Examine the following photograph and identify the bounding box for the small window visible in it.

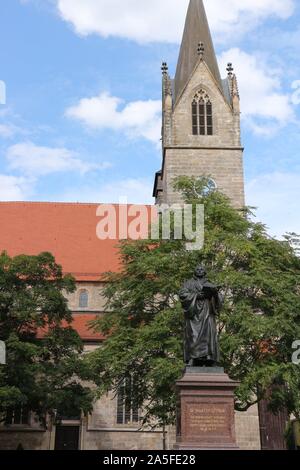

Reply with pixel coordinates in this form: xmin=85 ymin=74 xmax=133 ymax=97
xmin=79 ymin=290 xmax=89 ymax=309
xmin=117 ymin=376 xmax=139 ymax=425
xmin=191 ymin=89 xmax=213 ymax=136
xmin=206 ymin=101 xmax=213 ymax=136
xmin=5 ymin=407 xmax=30 ymax=426
xmin=192 ymin=100 xmax=198 ymax=135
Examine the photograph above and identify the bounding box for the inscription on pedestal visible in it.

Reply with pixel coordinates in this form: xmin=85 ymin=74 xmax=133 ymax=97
xmin=186 ymin=404 xmax=229 ymax=436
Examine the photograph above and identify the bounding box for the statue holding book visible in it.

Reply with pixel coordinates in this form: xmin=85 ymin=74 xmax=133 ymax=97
xmin=179 ymin=266 xmax=222 ymax=367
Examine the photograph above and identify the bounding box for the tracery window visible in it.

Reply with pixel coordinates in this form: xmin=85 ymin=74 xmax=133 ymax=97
xmin=116 ymin=376 xmax=139 ymax=425
xmin=192 ymin=89 xmax=213 ymax=136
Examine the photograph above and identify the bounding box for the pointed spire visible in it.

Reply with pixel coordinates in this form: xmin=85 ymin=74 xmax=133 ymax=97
xmin=174 ymin=0 xmax=222 ymax=103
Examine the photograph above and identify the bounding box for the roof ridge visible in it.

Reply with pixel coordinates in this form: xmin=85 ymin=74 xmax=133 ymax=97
xmin=0 ymin=201 xmax=154 ymax=207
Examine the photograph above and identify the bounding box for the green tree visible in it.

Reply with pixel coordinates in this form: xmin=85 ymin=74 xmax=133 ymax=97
xmin=88 ymin=177 xmax=300 ymax=430
xmin=0 ymin=252 xmax=93 ymax=423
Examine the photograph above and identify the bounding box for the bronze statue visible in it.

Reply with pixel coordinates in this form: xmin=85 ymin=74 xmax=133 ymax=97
xmin=179 ymin=266 xmax=222 ymax=367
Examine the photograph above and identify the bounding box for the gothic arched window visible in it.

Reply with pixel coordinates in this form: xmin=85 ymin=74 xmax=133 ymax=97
xmin=117 ymin=376 xmax=139 ymax=425
xmin=192 ymin=90 xmax=213 ymax=136
xmin=79 ymin=289 xmax=89 ymax=309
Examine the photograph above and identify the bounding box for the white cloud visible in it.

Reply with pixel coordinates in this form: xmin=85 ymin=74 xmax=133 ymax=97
xmin=218 ymin=48 xmax=294 ymax=134
xmin=60 ymin=177 xmax=154 ymax=205
xmin=246 ymin=172 xmax=300 ymax=237
xmin=6 ymin=141 xmax=110 ymax=177
xmin=0 ymin=124 xmax=16 ymax=139
xmin=0 ymin=122 xmax=25 ymax=139
xmin=0 ymin=175 xmax=32 ymax=201
xmin=66 ymin=92 xmax=161 ymax=144
xmin=0 ymin=107 xmax=29 ymax=139
xmin=205 ymin=0 xmax=294 ymax=42
xmin=55 ymin=0 xmax=295 ymax=44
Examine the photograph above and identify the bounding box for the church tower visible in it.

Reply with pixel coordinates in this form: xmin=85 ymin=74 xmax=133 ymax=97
xmin=153 ymin=0 xmax=245 ymax=208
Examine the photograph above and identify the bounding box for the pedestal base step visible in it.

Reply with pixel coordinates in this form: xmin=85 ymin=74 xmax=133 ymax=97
xmin=174 ymin=443 xmax=239 ymax=451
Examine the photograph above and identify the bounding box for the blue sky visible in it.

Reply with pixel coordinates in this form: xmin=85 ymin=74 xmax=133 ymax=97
xmin=0 ymin=0 xmax=300 ymax=237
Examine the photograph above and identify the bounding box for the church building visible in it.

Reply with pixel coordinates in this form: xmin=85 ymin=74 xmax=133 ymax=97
xmin=0 ymin=0 xmax=287 ymax=450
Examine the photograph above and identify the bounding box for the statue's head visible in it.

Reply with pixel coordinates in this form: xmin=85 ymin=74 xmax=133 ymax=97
xmin=194 ymin=265 xmax=206 ymax=279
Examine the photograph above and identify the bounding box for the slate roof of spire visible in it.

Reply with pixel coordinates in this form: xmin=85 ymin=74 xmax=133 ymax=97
xmin=174 ymin=0 xmax=223 ymax=103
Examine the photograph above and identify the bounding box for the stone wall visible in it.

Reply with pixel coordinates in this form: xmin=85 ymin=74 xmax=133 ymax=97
xmin=163 ymin=147 xmax=244 ymax=208
xmin=0 ymin=430 xmax=50 ymax=450
xmin=82 ymin=428 xmax=165 ymax=451
xmin=66 ymin=282 xmax=106 ymax=313
xmin=235 ymin=406 xmax=261 ymax=450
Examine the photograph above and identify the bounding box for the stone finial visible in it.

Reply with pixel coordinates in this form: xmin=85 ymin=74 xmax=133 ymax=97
xmin=232 ymin=75 xmax=240 ymax=100
xmin=161 ymin=62 xmax=168 ymax=76
xmin=226 ymin=62 xmax=240 ymax=100
xmin=162 ymin=62 xmax=172 ymax=102
xmin=227 ymin=62 xmax=234 ymax=78
xmin=197 ymin=42 xmax=205 ymax=59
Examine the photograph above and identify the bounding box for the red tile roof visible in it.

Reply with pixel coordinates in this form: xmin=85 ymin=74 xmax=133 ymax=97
xmin=0 ymin=202 xmax=155 ymax=341
xmin=71 ymin=314 xmax=105 ymax=341
xmin=0 ymin=202 xmax=153 ymax=281
xmin=0 ymin=201 xmax=154 ymax=343
xmin=36 ymin=314 xmax=105 ymax=342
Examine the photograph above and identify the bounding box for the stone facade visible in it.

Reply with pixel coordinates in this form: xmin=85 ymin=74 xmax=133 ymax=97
xmin=66 ymin=282 xmax=106 ymax=313
xmin=235 ymin=407 xmax=261 ymax=450
xmin=0 ymin=430 xmax=49 ymax=451
xmin=157 ymin=60 xmax=245 ymax=208
xmin=81 ymin=390 xmax=165 ymax=450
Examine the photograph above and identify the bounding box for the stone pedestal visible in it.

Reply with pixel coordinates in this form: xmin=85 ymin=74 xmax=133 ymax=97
xmin=174 ymin=367 xmax=239 ymax=450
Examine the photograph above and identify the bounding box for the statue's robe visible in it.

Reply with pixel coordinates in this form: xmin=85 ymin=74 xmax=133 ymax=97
xmin=179 ymin=277 xmax=221 ymax=364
